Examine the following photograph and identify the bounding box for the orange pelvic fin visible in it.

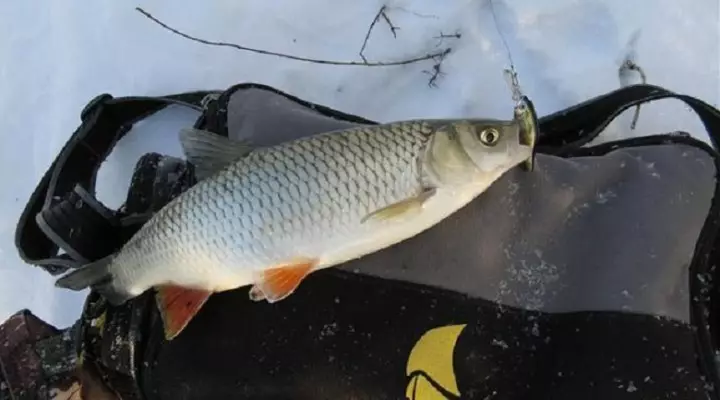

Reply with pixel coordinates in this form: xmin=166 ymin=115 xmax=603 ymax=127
xmin=250 ymin=258 xmax=318 ymax=303
xmin=156 ymin=285 xmax=212 ymax=340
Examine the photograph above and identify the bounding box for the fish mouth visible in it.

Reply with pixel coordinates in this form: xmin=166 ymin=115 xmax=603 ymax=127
xmin=514 ymin=100 xmax=538 ymax=172
xmin=518 ymin=125 xmax=536 ymax=171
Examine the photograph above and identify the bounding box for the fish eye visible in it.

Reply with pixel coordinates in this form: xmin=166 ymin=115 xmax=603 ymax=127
xmin=478 ymin=128 xmax=500 ymax=146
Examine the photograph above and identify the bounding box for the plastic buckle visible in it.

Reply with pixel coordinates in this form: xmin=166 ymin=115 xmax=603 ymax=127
xmin=35 ymin=184 xmax=122 ymax=264
xmin=80 ymin=93 xmax=113 ymax=121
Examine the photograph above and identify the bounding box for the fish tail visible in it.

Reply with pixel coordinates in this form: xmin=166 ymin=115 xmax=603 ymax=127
xmin=54 ymin=255 xmax=133 ymax=305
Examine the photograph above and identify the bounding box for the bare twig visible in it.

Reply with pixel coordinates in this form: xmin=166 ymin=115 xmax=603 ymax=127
xmin=433 ymin=31 xmax=462 ymax=48
xmin=434 ymin=32 xmax=462 ymax=40
xmin=388 ymin=7 xmax=440 ymax=20
xmin=136 ymin=7 xmax=449 ymax=67
xmin=359 ymin=5 xmax=400 ymax=62
xmin=423 ymin=51 xmax=450 ymax=88
xmin=380 ymin=10 xmax=400 ymax=38
xmin=619 ymin=59 xmax=648 ymax=130
xmin=359 ymin=7 xmax=385 ymax=63
xmin=618 ymin=30 xmax=645 ymax=130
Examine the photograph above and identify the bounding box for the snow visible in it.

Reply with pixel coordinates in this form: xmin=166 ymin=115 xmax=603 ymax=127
xmin=0 ymin=0 xmax=717 ymax=329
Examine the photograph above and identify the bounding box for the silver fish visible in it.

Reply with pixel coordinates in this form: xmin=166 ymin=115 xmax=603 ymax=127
xmin=55 ymin=118 xmax=533 ymax=339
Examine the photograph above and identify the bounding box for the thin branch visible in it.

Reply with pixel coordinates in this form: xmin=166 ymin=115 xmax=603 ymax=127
xmin=619 ymin=59 xmax=648 ymax=130
xmin=380 ymin=10 xmax=400 ymax=38
xmin=388 ymin=7 xmax=440 ymax=20
xmin=359 ymin=7 xmax=386 ymax=63
xmin=423 ymin=50 xmax=451 ymax=88
xmin=359 ymin=5 xmax=400 ymax=62
xmin=618 ymin=30 xmax=645 ymax=130
xmin=434 ymin=32 xmax=462 ymax=40
xmin=433 ymin=31 xmax=462 ymax=48
xmin=136 ymin=7 xmax=448 ymax=67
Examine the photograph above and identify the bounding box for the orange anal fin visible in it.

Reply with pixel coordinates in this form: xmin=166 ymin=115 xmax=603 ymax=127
xmin=251 ymin=258 xmax=317 ymax=303
xmin=156 ymin=285 xmax=212 ymax=341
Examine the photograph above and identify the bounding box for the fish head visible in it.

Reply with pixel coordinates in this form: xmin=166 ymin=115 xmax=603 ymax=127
xmin=448 ymin=119 xmax=534 ymax=178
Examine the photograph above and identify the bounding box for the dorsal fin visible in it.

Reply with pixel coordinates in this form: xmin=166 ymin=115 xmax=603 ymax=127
xmin=179 ymin=128 xmax=254 ymax=180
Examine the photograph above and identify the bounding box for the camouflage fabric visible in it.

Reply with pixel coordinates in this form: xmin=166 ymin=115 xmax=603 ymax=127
xmin=0 ymin=310 xmax=86 ymax=400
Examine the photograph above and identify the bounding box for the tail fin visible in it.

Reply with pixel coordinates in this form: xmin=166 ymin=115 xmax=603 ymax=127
xmin=55 ymin=255 xmax=113 ymax=290
xmin=55 ymin=255 xmax=133 ymax=305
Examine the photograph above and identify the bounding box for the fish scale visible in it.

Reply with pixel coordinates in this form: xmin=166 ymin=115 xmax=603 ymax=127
xmin=54 ymin=117 xmax=534 ymax=340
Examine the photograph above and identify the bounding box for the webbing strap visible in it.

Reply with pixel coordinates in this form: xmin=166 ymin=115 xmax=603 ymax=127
xmin=536 ymin=83 xmax=720 ymax=152
xmin=14 ymin=91 xmax=218 ymax=275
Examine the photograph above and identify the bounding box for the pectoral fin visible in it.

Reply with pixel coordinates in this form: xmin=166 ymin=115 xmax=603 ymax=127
xmin=250 ymin=258 xmax=318 ymax=303
xmin=156 ymin=285 xmax=212 ymax=340
xmin=361 ymin=188 xmax=437 ymax=224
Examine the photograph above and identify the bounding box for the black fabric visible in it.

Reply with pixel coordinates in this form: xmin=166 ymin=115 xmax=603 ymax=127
xmin=14 ymin=91 xmax=216 ymax=275
xmin=536 ymin=83 xmax=720 ymax=153
xmin=136 ymin=85 xmax=720 ymax=399
xmin=141 ymin=270 xmax=708 ymax=400
xmin=132 ymin=132 xmax=719 ymax=400
xmin=71 ymin=151 xmax=199 ymax=400
xmin=12 ymin=82 xmax=720 ymax=399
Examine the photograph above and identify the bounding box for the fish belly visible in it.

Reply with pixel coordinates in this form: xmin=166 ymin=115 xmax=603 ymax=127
xmin=314 ymin=186 xmax=478 ymax=270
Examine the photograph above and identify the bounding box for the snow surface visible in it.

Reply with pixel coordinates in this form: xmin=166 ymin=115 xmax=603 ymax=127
xmin=0 ymin=0 xmax=718 ymax=329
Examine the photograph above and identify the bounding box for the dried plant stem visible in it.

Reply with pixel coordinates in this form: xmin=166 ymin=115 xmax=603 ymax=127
xmin=136 ymin=7 xmax=449 ymax=67
xmin=359 ymin=5 xmax=400 ymax=62
xmin=620 ymin=60 xmax=648 ymax=130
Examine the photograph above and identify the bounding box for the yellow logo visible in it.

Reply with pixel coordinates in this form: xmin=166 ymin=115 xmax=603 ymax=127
xmin=405 ymin=324 xmax=466 ymax=400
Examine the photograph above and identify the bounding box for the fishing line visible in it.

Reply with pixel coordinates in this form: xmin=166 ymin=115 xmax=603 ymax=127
xmin=487 ymin=0 xmax=524 ymax=103
xmin=487 ymin=0 xmax=538 ymax=172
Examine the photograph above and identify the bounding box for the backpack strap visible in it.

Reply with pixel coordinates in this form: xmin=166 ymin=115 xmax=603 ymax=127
xmin=14 ymin=83 xmax=720 ymax=278
xmin=536 ymin=83 xmax=720 ymax=153
xmin=14 ymin=91 xmax=219 ymax=275
xmin=31 ymin=83 xmax=718 ymax=399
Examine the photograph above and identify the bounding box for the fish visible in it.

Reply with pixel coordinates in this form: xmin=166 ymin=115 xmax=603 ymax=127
xmin=54 ymin=118 xmax=534 ymax=340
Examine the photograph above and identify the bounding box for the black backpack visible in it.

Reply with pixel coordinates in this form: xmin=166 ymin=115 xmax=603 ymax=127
xmin=13 ymin=83 xmax=720 ymax=399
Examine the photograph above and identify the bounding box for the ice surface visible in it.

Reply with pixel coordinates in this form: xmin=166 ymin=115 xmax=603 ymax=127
xmin=0 ymin=0 xmax=718 ymax=328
